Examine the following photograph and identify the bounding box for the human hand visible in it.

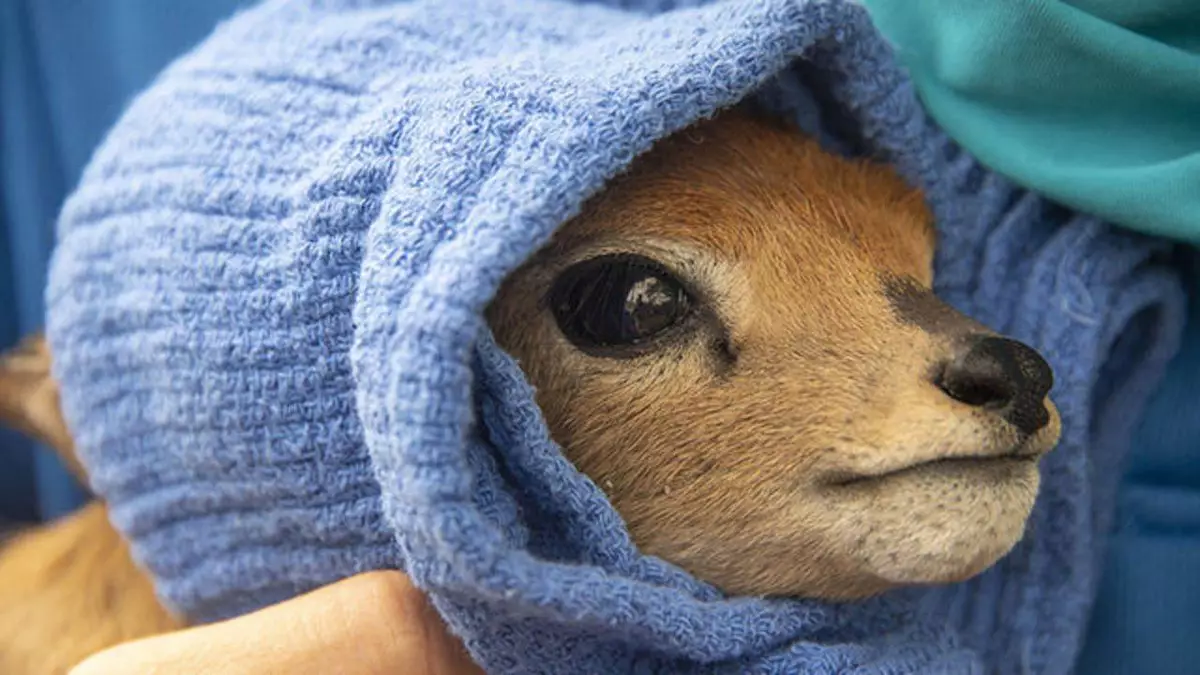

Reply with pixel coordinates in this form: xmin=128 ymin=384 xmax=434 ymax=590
xmin=69 ymin=570 xmax=483 ymax=675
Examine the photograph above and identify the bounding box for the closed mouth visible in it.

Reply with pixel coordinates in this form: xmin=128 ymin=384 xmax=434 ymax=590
xmin=824 ymin=454 xmax=1036 ymax=488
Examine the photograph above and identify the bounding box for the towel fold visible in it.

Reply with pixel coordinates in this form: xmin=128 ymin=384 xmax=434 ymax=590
xmin=45 ymin=0 xmax=1186 ymax=672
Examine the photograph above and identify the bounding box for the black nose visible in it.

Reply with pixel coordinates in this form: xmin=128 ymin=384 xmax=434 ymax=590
xmin=936 ymin=336 xmax=1054 ymax=436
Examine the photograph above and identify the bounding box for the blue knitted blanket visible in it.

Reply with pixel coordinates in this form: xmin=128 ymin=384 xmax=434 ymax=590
xmin=45 ymin=0 xmax=1186 ymax=673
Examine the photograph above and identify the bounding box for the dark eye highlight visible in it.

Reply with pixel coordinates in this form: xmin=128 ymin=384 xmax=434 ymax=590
xmin=549 ymin=254 xmax=694 ymax=354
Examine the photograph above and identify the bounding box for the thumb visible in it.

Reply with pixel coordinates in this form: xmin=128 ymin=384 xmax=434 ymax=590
xmin=70 ymin=571 xmax=482 ymax=675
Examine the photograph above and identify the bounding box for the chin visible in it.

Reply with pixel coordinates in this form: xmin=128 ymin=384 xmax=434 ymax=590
xmin=840 ymin=458 xmax=1043 ymax=589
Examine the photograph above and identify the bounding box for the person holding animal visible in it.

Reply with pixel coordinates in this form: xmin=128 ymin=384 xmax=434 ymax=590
xmin=4 ymin=106 xmax=1062 ymax=673
xmin=68 ymin=570 xmax=482 ymax=675
xmin=1 ymin=0 xmax=1193 ymax=674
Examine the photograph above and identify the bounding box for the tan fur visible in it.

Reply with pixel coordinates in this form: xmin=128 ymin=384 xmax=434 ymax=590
xmin=0 ymin=335 xmax=182 ymax=675
xmin=0 ymin=107 xmax=1060 ymax=667
xmin=0 ymin=335 xmax=80 ymax=481
xmin=488 ymin=108 xmax=1060 ymax=599
xmin=0 ymin=503 xmax=182 ymax=675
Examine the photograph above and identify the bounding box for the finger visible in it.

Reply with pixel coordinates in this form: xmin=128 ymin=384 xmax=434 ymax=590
xmin=70 ymin=571 xmax=481 ymax=675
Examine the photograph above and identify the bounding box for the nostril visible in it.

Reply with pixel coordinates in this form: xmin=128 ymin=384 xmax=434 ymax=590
xmin=938 ymin=368 xmax=1014 ymax=408
xmin=937 ymin=339 xmax=1018 ymax=409
xmin=936 ymin=336 xmax=1054 ymax=436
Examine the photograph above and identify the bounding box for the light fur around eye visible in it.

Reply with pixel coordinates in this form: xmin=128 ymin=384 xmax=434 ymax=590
xmin=487 ymin=107 xmax=1060 ymax=601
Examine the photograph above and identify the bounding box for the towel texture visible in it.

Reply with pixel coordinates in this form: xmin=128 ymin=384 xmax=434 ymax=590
xmin=45 ymin=0 xmax=1186 ymax=673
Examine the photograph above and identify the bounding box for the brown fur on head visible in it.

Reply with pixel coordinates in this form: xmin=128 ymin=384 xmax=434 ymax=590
xmin=488 ymin=107 xmax=1061 ymax=600
xmin=0 ymin=335 xmax=182 ymax=674
xmin=0 ymin=105 xmax=1060 ymax=673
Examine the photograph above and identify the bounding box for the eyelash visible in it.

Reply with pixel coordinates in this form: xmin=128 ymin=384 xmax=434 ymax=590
xmin=544 ymin=252 xmax=737 ymax=369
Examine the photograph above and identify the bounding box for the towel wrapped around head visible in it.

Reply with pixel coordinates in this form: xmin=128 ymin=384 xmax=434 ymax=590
xmin=45 ymin=0 xmax=1186 ymax=672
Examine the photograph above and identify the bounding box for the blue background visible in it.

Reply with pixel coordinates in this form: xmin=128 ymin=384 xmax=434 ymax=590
xmin=1 ymin=2 xmax=1195 ymax=671
xmin=1 ymin=0 xmax=247 ymax=522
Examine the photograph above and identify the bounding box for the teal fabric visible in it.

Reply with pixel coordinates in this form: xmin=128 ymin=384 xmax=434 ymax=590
xmin=860 ymin=0 xmax=1200 ymax=242
xmin=859 ymin=2 xmax=1200 ymax=673
xmin=38 ymin=0 xmax=1188 ymax=670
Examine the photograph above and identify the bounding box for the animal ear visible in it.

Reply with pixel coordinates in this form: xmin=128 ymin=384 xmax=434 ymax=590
xmin=0 ymin=334 xmax=86 ymax=483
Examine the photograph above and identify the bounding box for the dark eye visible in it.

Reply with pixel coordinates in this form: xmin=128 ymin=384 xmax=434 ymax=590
xmin=549 ymin=254 xmax=694 ymax=352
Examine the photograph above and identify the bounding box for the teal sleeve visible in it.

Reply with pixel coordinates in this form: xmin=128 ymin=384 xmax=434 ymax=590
xmin=860 ymin=0 xmax=1200 ymax=242
xmin=860 ymin=4 xmax=1200 ymax=673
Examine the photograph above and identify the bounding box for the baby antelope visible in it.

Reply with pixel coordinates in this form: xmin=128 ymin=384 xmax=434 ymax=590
xmin=488 ymin=106 xmax=1060 ymax=599
xmin=0 ymin=104 xmax=1058 ymax=673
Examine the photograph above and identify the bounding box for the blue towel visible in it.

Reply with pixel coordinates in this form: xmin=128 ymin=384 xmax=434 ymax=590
xmin=44 ymin=0 xmax=1187 ymax=672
